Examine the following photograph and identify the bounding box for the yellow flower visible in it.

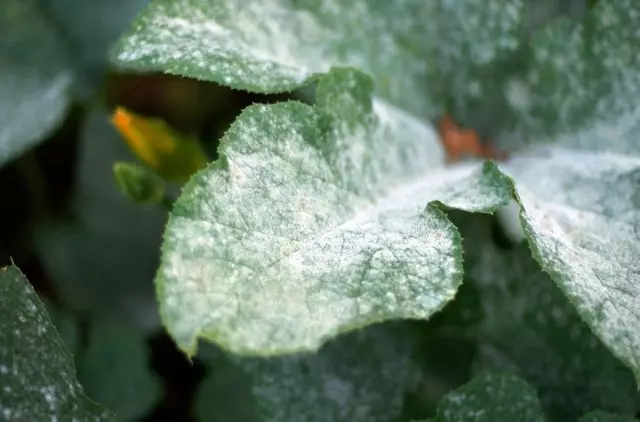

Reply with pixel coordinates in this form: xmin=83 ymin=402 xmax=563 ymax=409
xmin=110 ymin=107 xmax=208 ymax=183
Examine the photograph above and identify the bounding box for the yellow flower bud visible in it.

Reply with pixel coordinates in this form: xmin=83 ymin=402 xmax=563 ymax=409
xmin=110 ymin=107 xmax=208 ymax=183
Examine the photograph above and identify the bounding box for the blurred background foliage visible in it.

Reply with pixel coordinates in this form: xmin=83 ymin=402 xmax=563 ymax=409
xmin=3 ymin=0 xmax=631 ymax=421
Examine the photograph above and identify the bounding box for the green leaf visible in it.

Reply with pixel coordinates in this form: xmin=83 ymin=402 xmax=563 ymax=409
xmin=111 ymin=0 xmax=525 ymax=118
xmin=578 ymin=411 xmax=639 ymax=422
xmin=0 ymin=0 xmax=74 ymax=167
xmin=114 ymin=0 xmax=640 ymax=387
xmin=500 ymin=147 xmax=640 ymax=385
xmin=448 ymin=213 xmax=639 ymax=421
xmin=0 ymin=265 xmax=113 ymax=421
xmin=156 ymin=67 xmax=513 ymax=356
xmin=113 ymin=161 xmax=168 ymax=207
xmin=498 ymin=0 xmax=640 ymax=151
xmin=429 ymin=372 xmax=545 ymax=422
xmin=77 ymin=317 xmax=162 ymax=420
xmin=195 ymin=322 xmax=422 ymax=422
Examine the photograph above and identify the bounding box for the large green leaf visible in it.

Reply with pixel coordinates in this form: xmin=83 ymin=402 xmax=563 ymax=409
xmin=500 ymin=148 xmax=640 ymax=384
xmin=446 ymin=213 xmax=639 ymax=421
xmin=427 ymin=372 xmax=545 ymax=422
xmin=156 ymin=67 xmax=513 ymax=355
xmin=195 ymin=322 xmax=422 ymax=422
xmin=111 ymin=0 xmax=640 ymax=152
xmin=113 ymin=0 xmax=640 ymax=386
xmin=111 ymin=0 xmax=525 ymax=119
xmin=0 ymin=265 xmax=113 ymax=421
xmin=0 ymin=0 xmax=74 ymax=167
xmin=500 ymin=0 xmax=640 ymax=150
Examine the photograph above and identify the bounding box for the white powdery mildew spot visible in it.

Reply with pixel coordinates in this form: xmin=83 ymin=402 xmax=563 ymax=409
xmin=157 ymin=88 xmax=490 ymax=353
xmin=372 ymin=99 xmax=445 ymax=171
xmin=161 ymin=162 xmax=479 ymax=352
xmin=113 ymin=0 xmax=443 ymax=116
xmin=558 ymin=97 xmax=640 ymax=155
xmin=116 ymin=0 xmax=335 ymax=87
xmin=0 ymin=266 xmax=110 ymax=420
xmin=503 ymin=147 xmax=640 ymax=379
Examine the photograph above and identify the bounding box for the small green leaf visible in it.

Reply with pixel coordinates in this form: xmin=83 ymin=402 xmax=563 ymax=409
xmin=111 ymin=0 xmax=525 ymax=118
xmin=156 ymin=67 xmax=512 ymax=356
xmin=429 ymin=372 xmax=545 ymax=422
xmin=0 ymin=0 xmax=74 ymax=167
xmin=0 ymin=265 xmax=113 ymax=421
xmin=77 ymin=317 xmax=162 ymax=420
xmin=195 ymin=322 xmax=422 ymax=422
xmin=113 ymin=161 xmax=167 ymax=206
xmin=578 ymin=411 xmax=639 ymax=422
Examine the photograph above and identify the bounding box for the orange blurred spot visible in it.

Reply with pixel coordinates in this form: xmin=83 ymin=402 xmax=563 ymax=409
xmin=110 ymin=107 xmax=208 ymax=183
xmin=438 ymin=115 xmax=507 ymax=162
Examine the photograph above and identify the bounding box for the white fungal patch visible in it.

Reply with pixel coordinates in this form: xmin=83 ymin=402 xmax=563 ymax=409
xmin=503 ymin=147 xmax=640 ymax=381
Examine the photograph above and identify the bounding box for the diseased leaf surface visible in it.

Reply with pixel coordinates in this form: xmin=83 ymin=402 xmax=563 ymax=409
xmin=115 ymin=0 xmax=640 ymax=389
xmin=0 ymin=0 xmax=74 ymax=166
xmin=195 ymin=322 xmax=422 ymax=422
xmin=0 ymin=265 xmax=113 ymax=421
xmin=501 ymin=147 xmax=640 ymax=384
xmin=498 ymin=0 xmax=640 ymax=151
xmin=448 ymin=213 xmax=639 ymax=421
xmin=429 ymin=372 xmax=545 ymax=422
xmin=157 ymin=68 xmax=513 ymax=355
xmin=112 ymin=0 xmax=525 ymax=118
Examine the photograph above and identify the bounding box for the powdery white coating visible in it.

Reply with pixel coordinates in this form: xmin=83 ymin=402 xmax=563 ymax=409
xmin=113 ymin=0 xmax=525 ymax=119
xmin=112 ymin=0 xmax=436 ymax=115
xmin=157 ymin=68 xmax=513 ymax=355
xmin=459 ymin=216 xmax=638 ymax=420
xmin=116 ymin=1 xmax=323 ymax=85
xmin=432 ymin=373 xmax=545 ymax=422
xmin=0 ymin=266 xmax=112 ymax=421
xmin=502 ymin=147 xmax=640 ymax=383
xmin=500 ymin=0 xmax=640 ymax=153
